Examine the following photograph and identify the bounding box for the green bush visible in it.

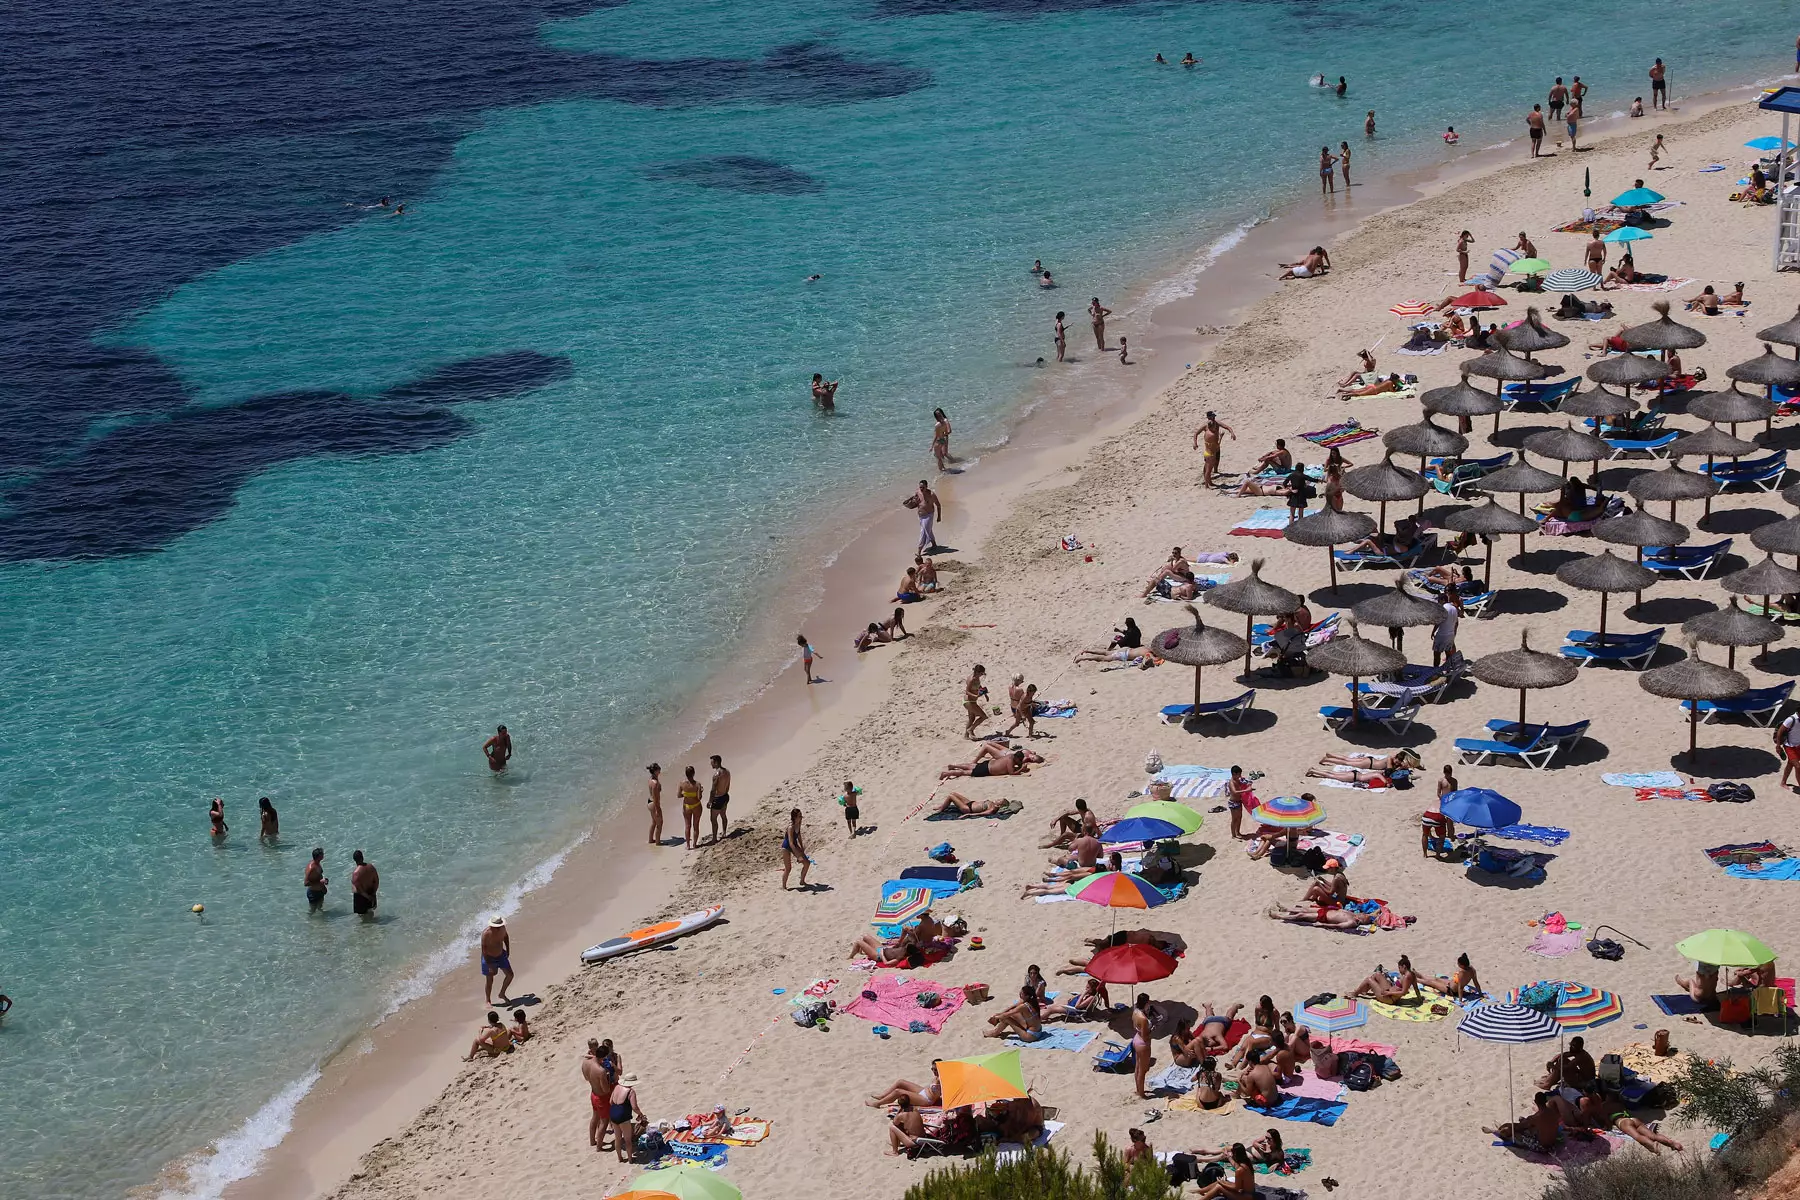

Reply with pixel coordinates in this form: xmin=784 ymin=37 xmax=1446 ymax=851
xmin=903 ymin=1133 xmax=1174 ymax=1200
xmin=1541 ymin=1154 xmax=1736 ymax=1200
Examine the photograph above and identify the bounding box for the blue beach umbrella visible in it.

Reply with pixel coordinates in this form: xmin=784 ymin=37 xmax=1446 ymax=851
xmin=1745 ymin=136 xmax=1794 ymax=152
xmin=1602 ymin=227 xmax=1653 ymax=247
xmin=1099 ymin=816 xmax=1185 ymax=844
xmin=1611 ymin=187 xmax=1665 ymax=207
xmin=1440 ymin=787 xmax=1521 ymax=830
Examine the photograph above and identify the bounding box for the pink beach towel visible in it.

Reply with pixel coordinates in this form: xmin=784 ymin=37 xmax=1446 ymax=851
xmin=1287 ymin=1066 xmax=1348 ymax=1102
xmin=1527 ymin=930 xmax=1584 ymax=958
xmin=841 ymin=973 xmax=966 ymax=1033
xmin=1322 ymin=1036 xmax=1396 ymax=1056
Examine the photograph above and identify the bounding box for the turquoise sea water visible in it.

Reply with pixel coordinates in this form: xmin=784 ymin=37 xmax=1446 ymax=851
xmin=4 ymin=2 xmax=1795 ymax=1194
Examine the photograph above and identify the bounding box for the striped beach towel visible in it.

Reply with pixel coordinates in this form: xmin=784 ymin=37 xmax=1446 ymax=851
xmin=1229 ymin=506 xmax=1320 ymax=537
xmin=1301 ymin=419 xmax=1379 ymax=448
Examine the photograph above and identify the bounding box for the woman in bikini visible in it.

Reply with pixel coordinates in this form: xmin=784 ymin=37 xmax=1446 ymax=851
xmin=1575 ymin=1087 xmax=1684 ymax=1153
xmin=963 ymin=665 xmax=990 ymax=740
xmin=1190 ymin=1057 xmax=1227 ymax=1108
xmin=933 ymin=791 xmax=1006 ymax=818
xmin=1347 ymin=954 xmax=1419 ymax=1002
xmin=1273 ymin=1026 xmax=1312 ymax=1081
xmin=867 ymin=1063 xmax=942 ymax=1108
xmin=1420 ymin=952 xmax=1482 ymax=998
xmin=778 ymin=807 xmax=811 ymax=890
xmin=679 ymin=766 xmax=704 ymax=848
xmin=1318 ymin=146 xmax=1337 ymax=194
xmin=984 ymin=986 xmax=1046 ymax=1040
xmin=1131 ymin=992 xmax=1156 ymax=1098
xmin=939 ymin=745 xmax=1034 ymax=780
xmin=1045 ymin=977 xmax=1109 ymax=1021
xmin=931 ymin=408 xmax=952 ymax=472
xmin=1193 ymin=1128 xmax=1285 ymax=1168
xmin=1225 ymin=765 xmax=1258 ymax=840
xmin=1309 ymin=748 xmax=1420 ymax=786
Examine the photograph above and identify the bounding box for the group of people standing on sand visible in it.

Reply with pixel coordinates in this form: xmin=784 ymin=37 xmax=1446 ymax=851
xmin=644 ymin=755 xmax=732 ymax=850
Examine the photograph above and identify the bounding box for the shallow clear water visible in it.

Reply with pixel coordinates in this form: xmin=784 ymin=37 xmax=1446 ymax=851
xmin=2 ymin=1 xmax=1793 ymax=1193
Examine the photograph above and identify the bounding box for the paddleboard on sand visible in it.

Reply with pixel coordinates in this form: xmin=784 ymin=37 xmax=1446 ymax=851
xmin=581 ymin=904 xmax=724 ymax=964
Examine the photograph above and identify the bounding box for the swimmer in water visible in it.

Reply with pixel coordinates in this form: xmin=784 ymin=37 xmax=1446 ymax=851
xmin=391 ymin=204 xmax=406 ymax=216
xmin=484 ymin=724 xmax=512 ymax=772
xmin=1038 ymin=270 xmax=1056 ymax=289
xmin=1032 ymin=259 xmax=1044 ymax=275
xmin=1443 ymin=126 xmax=1459 ymax=144
xmin=1154 ymin=53 xmax=1166 ymax=64
xmin=805 ymin=274 xmax=822 ymax=282
xmin=1336 ymin=76 xmax=1347 ymax=97
xmin=811 ymin=373 xmax=840 ymax=410
xmin=209 ymin=798 xmax=228 ymax=838
xmin=379 ymin=197 xmax=391 ymax=207
xmin=1181 ymin=53 xmax=1197 ymax=67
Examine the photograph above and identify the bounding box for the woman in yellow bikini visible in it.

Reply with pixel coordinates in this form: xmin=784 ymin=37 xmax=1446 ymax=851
xmin=679 ymin=766 xmax=704 ymax=849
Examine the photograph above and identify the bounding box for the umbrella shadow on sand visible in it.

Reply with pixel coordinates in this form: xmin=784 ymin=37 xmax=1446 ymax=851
xmin=1702 ymin=509 xmax=1784 ymax=536
xmin=1754 ymin=646 xmax=1800 ymax=676
xmin=1487 ymin=587 xmax=1568 ymax=616
xmin=1306 ymin=582 xmax=1388 ymax=606
xmin=1172 ymin=709 xmax=1277 ymax=737
xmin=1510 ymin=548 xmax=1587 ymax=576
xmin=1672 ymin=745 xmax=1781 ymax=779
xmin=1325 ymin=719 xmax=1438 ymax=749
xmin=1756 ymin=425 xmax=1800 ymax=451
xmin=1489 ymin=422 xmax=1558 ymax=450
xmin=1633 ymin=595 xmax=1719 ymax=625
xmin=1465 ymin=862 xmax=1556 ymax=890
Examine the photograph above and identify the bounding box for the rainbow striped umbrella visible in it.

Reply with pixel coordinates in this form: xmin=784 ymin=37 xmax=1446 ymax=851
xmin=873 ymin=886 xmax=934 ymax=925
xmin=1390 ymin=300 xmax=1435 ymax=318
xmin=1255 ymin=794 xmax=1327 ymax=829
xmin=1293 ymin=996 xmax=1368 ymax=1033
xmin=1066 ymin=871 xmax=1167 ymax=909
xmin=1507 ymin=980 xmax=1623 ymax=1031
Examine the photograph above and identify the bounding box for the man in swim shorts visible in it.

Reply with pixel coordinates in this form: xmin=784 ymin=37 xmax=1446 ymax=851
xmin=1526 ymin=104 xmax=1545 ymax=157
xmin=481 ymin=915 xmax=514 ymax=1005
xmin=583 ymin=1039 xmax=616 ymax=1152
xmin=914 ymin=480 xmax=943 ymax=553
xmin=303 ymin=847 xmax=328 ymax=911
xmin=1192 ymin=411 xmax=1235 ymax=487
xmin=350 ymin=850 xmax=379 ymax=919
xmin=707 ymin=754 xmax=731 ymax=843
xmin=483 ymin=724 xmax=512 ymax=772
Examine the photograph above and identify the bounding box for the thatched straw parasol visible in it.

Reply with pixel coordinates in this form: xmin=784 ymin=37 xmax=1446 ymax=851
xmin=1721 ymin=553 xmax=1800 ymax=615
xmin=1522 ymin=423 xmax=1610 ymax=481
xmin=1203 ymin=558 xmax=1300 ymax=677
xmin=1555 ymin=550 xmax=1656 ymax=641
xmin=1586 ymin=354 xmax=1670 ymax=391
xmin=1639 ymin=639 xmax=1749 ymax=757
xmin=1671 ymin=424 xmax=1757 ymax=461
xmin=1755 ymin=303 xmax=1800 ymax=352
xmin=1352 ymin=581 xmax=1445 ymax=652
xmin=1156 ymin=604 xmax=1251 ymax=712
xmin=1784 ymin=481 xmax=1800 ymax=509
xmin=1464 ymin=346 xmax=1558 ymax=382
xmin=1626 ymin=462 xmax=1718 ymax=522
xmin=1621 ymin=301 xmax=1707 ymax=352
xmin=1497 ymin=308 xmax=1571 ymax=357
xmin=1471 ymin=630 xmax=1579 ymax=725
xmin=1343 ymin=453 xmax=1429 ymax=532
xmin=1726 ymin=345 xmax=1800 ymax=390
xmin=1751 ymin=513 xmax=1800 ymax=567
xmin=1423 ymin=378 xmax=1505 ymax=435
xmin=1561 ymin=385 xmax=1638 ymax=420
xmin=1444 ymin=499 xmax=1539 ymax=586
xmin=1682 ymin=597 xmax=1784 ymax=670
xmin=1594 ymin=508 xmax=1688 ymax=566
xmin=1687 ymin=385 xmax=1777 ymax=430
xmin=1469 ymin=458 xmax=1563 ymax=551
xmin=1306 ymin=618 xmax=1407 ymax=725
xmin=1383 ymin=417 xmax=1469 ymax=460
xmin=1285 ymin=508 xmax=1377 ymax=593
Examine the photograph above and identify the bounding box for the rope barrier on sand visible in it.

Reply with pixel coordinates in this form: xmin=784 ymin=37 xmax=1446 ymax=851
xmin=716 ymin=1013 xmax=785 ymax=1083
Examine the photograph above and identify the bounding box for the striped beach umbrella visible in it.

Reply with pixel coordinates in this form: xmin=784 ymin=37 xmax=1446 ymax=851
xmin=938 ymin=1049 xmax=1028 ymax=1108
xmin=1125 ymin=800 xmax=1204 ymax=834
xmin=1458 ymin=1002 xmax=1561 ymax=1130
xmin=873 ymin=885 xmax=933 ymax=925
xmin=1099 ymin=816 xmax=1185 ymax=844
xmin=1390 ymin=299 xmax=1435 ymax=318
xmin=1067 ymin=871 xmax=1167 ymax=909
xmin=1542 ymin=267 xmax=1601 ymax=293
xmin=626 ymin=1166 xmax=743 ymax=1200
xmin=1293 ymin=996 xmax=1368 ymax=1034
xmin=1507 ymin=981 xmax=1623 ymax=1031
xmin=1254 ymin=794 xmax=1327 ymax=829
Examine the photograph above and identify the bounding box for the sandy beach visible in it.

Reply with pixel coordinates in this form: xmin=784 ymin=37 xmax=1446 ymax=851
xmin=230 ymin=89 xmax=1800 ymax=1200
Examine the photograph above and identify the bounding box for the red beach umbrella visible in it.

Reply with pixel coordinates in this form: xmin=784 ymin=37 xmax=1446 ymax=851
xmin=1084 ymin=944 xmax=1179 ymax=984
xmin=1452 ymin=290 xmax=1507 ymax=309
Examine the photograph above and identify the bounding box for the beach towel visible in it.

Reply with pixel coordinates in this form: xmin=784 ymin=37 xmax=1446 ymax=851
xmin=1148 ymin=573 xmax=1231 ymax=599
xmin=881 ymin=877 xmax=969 ymax=903
xmin=1246 ymin=1095 xmax=1346 ymax=1126
xmin=1470 ymin=823 xmax=1571 ymax=846
xmin=1652 ymin=993 xmax=1717 ymax=1016
xmin=1147 ymin=1063 xmax=1201 ymax=1093
xmin=1603 ymin=771 xmax=1685 ymax=788
xmin=655 ymin=1143 xmax=730 ymax=1169
xmin=1368 ymin=994 xmax=1450 ymax=1023
xmin=925 ymin=800 xmax=1022 ymax=822
xmin=1635 ymin=786 xmax=1711 ymax=803
xmin=1257 ymin=1149 xmax=1314 ymax=1177
xmin=1554 ymin=216 xmax=1624 ymax=234
xmin=1323 ymin=1036 xmax=1395 ymax=1055
xmin=994 ymin=1120 xmax=1063 ymax=1164
xmin=1495 ymin=1130 xmax=1625 ymax=1167
xmin=1526 ymin=929 xmax=1584 ymax=958
xmin=1301 ymin=419 xmax=1379 ymax=449
xmin=1032 ymin=699 xmax=1078 ymax=718
xmin=1615 ymin=277 xmax=1695 ymax=293
xmin=898 ymin=865 xmax=965 ymax=882
xmin=1006 ymin=1027 xmax=1097 ymax=1052
xmin=1725 ymin=858 xmax=1800 ymax=881
xmin=1167 ymin=1094 xmax=1237 ymax=1115
xmin=1032 ymin=892 xmax=1076 ymax=904
xmin=1153 ymin=765 xmax=1232 ymax=800
xmin=841 ymin=975 xmax=965 ymax=1033
xmin=1286 ymin=1067 xmax=1347 ymax=1103
xmin=672 ymin=1118 xmax=772 ymax=1147
xmin=1703 ymin=840 xmax=1781 ymax=863
xmin=1296 ymin=831 xmax=1365 ymax=868
xmin=1230 ymin=507 xmax=1321 ymax=537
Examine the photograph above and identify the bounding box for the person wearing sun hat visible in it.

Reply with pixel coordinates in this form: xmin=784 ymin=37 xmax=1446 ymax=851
xmin=480 ymin=915 xmax=514 ymax=1005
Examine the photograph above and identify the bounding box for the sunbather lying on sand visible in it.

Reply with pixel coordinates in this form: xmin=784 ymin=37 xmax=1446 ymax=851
xmin=939 ymin=744 xmax=1037 ymax=780
xmin=1419 ymin=952 xmax=1482 ymax=997
xmin=1045 ymin=978 xmax=1110 ymax=1020
xmin=1021 ymin=846 xmax=1117 ymax=896
xmin=1267 ymin=902 xmax=1375 ymax=931
xmin=1347 ymin=955 xmax=1419 ymax=1001
xmin=933 ymin=792 xmax=1009 ymax=818
xmin=1191 ymin=1129 xmax=1285 ymax=1167
xmin=849 ymin=925 xmax=944 ymax=966
xmin=1075 ymin=644 xmax=1158 ymax=668
xmin=1574 ymin=1087 xmax=1685 ymax=1153
xmin=984 ymin=987 xmax=1045 ymax=1039
xmin=867 ymin=1064 xmax=942 ymax=1108
xmin=1339 ymin=372 xmax=1405 ymax=399
xmin=1229 ymin=475 xmax=1297 ymax=498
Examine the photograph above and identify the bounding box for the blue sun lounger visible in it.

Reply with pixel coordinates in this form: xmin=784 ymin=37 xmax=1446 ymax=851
xmin=1321 ymin=696 xmax=1425 ymax=736
xmin=1604 ymin=429 xmax=1680 ymax=459
xmin=1643 ymin=539 xmax=1732 ymax=580
xmin=1700 ymin=450 xmax=1787 ymax=492
xmin=1454 ymin=726 xmax=1561 ymax=770
xmin=1681 ymin=681 xmax=1794 ymax=726
xmin=1428 ymin=452 xmax=1512 ymax=496
xmin=1501 ymin=376 xmax=1580 ymax=410
xmin=1482 ymin=718 xmax=1591 ymax=748
xmin=1160 ymin=690 xmax=1256 ymax=725
xmin=1333 ymin=530 xmax=1437 ymax=571
xmin=1560 ymin=628 xmax=1664 ymax=669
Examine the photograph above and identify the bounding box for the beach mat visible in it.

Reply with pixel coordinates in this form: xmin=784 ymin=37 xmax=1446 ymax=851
xmin=1369 ymin=995 xmax=1450 ymax=1023
xmin=1603 ymin=771 xmax=1685 ymax=788
xmin=1006 ymin=1027 xmax=1097 ymax=1052
xmin=1301 ymin=419 xmax=1379 ymax=449
xmin=1246 ymin=1094 xmax=1346 ymax=1126
xmin=1526 ymin=929 xmax=1583 ymax=958
xmin=1230 ymin=507 xmax=1320 ymax=537
xmin=1652 ymin=993 xmax=1716 ymax=1016
xmin=841 ymin=975 xmax=965 ymax=1032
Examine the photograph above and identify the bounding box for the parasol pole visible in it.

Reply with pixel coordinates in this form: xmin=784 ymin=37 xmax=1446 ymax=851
xmin=1242 ymin=615 xmax=1254 ymax=679
xmin=1598 ymin=592 xmax=1609 ymax=642
xmin=1326 ymin=546 xmax=1340 ymax=594
xmin=1518 ymin=687 xmax=1527 ymax=726
xmin=1194 ymin=664 xmax=1204 ymax=711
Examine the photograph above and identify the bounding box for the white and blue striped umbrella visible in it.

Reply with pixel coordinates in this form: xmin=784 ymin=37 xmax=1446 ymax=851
xmin=1542 ymin=267 xmax=1602 ymax=293
xmin=1457 ymin=1002 xmax=1560 ymax=1044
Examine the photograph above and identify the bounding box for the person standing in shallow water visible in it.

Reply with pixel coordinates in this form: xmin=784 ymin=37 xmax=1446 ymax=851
xmin=931 ymin=408 xmax=952 ymax=472
xmin=1339 ymin=141 xmax=1352 ymax=188
xmin=1088 ymin=297 xmax=1111 ymax=351
xmin=258 ymin=797 xmax=278 ymax=841
xmin=484 ymin=724 xmax=511 ymax=772
xmin=303 ymin=847 xmax=328 ymax=911
xmin=350 ymin=850 xmax=379 ymax=919
xmin=209 ymin=798 xmax=228 ymax=839
xmin=1053 ymin=311 xmax=1067 ymax=362
xmin=645 ymin=763 xmax=664 ymax=845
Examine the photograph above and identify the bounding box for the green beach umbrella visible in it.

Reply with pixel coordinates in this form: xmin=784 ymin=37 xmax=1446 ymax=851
xmin=1675 ymin=929 xmax=1776 ymax=967
xmin=627 ymin=1166 xmax=743 ymax=1200
xmin=1125 ymin=799 xmax=1204 ymax=834
xmin=1507 ymin=258 xmax=1553 ymax=276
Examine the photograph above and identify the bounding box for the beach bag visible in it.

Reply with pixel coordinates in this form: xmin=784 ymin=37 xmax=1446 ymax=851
xmin=1598 ymin=1053 xmax=1623 ymax=1087
xmin=792 ymin=999 xmax=830 ymax=1028
xmin=1342 ymin=1061 xmax=1375 ymax=1091
xmin=1587 ymin=936 xmax=1625 ymax=961
xmin=635 ymin=1130 xmax=668 ymax=1163
xmin=1309 ymin=1042 xmax=1338 ymax=1079
xmin=1143 ymin=751 xmax=1163 ymax=775
xmin=1708 ymin=781 xmax=1754 ymax=803
xmin=1517 ymin=982 xmax=1561 ymax=1013
xmin=903 ymin=494 xmax=921 ymax=509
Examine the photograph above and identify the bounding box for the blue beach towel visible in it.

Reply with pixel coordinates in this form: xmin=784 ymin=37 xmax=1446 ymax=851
xmin=1602 ymin=771 xmax=1685 ymax=788
xmin=1653 ymin=994 xmax=1717 ymax=1016
xmin=1460 ymin=822 xmax=1571 ymax=846
xmin=1246 ymin=1095 xmax=1347 ymax=1126
xmin=1005 ymin=1027 xmax=1097 ymax=1052
xmin=1033 ymin=700 xmax=1079 ymax=718
xmin=1724 ymin=858 xmax=1800 ymax=881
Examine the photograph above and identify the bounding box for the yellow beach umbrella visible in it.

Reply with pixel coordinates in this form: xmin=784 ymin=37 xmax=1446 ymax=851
xmin=937 ymin=1049 xmax=1028 ymax=1109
